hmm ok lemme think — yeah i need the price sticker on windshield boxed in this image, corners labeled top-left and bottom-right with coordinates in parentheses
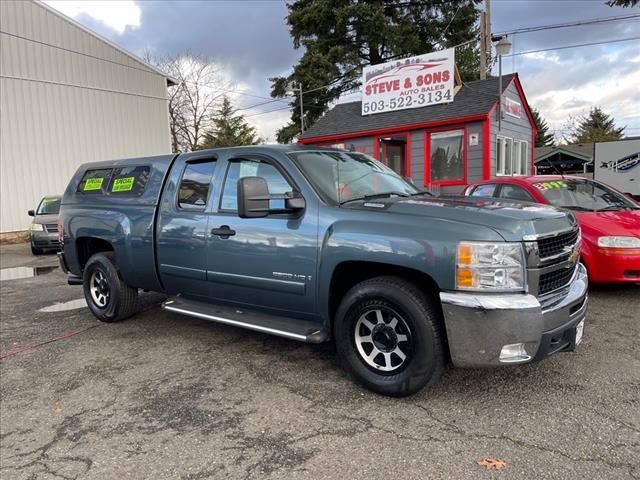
top-left (533, 181), bottom-right (567, 190)
top-left (112, 177), bottom-right (135, 192)
top-left (83, 178), bottom-right (104, 191)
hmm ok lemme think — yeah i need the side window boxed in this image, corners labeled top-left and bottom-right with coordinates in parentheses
top-left (469, 184), bottom-right (497, 197)
top-left (499, 184), bottom-right (534, 202)
top-left (110, 166), bottom-right (151, 195)
top-left (178, 161), bottom-right (216, 209)
top-left (220, 159), bottom-right (292, 212)
top-left (77, 168), bottom-right (113, 194)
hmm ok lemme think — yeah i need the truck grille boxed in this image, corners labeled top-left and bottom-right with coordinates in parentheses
top-left (537, 229), bottom-right (579, 259)
top-left (539, 265), bottom-right (576, 295)
top-left (44, 223), bottom-right (58, 233)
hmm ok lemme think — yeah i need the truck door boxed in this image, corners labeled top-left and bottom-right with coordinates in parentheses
top-left (156, 154), bottom-right (219, 301)
top-left (205, 154), bottom-right (318, 318)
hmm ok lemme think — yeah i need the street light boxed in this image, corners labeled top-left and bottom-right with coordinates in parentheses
top-left (285, 81), bottom-right (304, 134)
top-left (492, 35), bottom-right (512, 133)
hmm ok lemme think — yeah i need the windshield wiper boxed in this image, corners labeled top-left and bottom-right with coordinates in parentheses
top-left (594, 205), bottom-right (636, 212)
top-left (339, 191), bottom-right (410, 205)
top-left (409, 190), bottom-right (433, 196)
top-left (559, 205), bottom-right (593, 211)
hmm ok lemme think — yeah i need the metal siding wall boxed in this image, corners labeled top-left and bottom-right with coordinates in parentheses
top-left (490, 80), bottom-right (533, 176)
top-left (466, 122), bottom-right (484, 184)
top-left (409, 130), bottom-right (423, 186)
top-left (0, 1), bottom-right (170, 232)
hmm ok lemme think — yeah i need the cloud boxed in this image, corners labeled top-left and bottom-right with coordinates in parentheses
top-left (44, 0), bottom-right (640, 142)
top-left (44, 0), bottom-right (141, 34)
top-left (492, 0), bottom-right (640, 140)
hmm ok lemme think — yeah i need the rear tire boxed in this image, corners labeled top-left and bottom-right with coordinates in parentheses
top-left (83, 252), bottom-right (138, 322)
top-left (31, 245), bottom-right (42, 255)
top-left (335, 276), bottom-right (445, 397)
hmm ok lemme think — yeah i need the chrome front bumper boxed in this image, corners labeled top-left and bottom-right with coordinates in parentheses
top-left (440, 263), bottom-right (588, 368)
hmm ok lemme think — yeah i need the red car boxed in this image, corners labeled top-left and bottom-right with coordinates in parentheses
top-left (463, 176), bottom-right (640, 284)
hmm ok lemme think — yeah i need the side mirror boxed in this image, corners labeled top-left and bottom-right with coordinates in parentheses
top-left (28, 210), bottom-right (35, 217)
top-left (238, 176), bottom-right (270, 218)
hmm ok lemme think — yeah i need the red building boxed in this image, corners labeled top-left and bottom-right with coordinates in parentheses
top-left (299, 73), bottom-right (536, 194)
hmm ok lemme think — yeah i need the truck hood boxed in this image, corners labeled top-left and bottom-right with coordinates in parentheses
top-left (346, 195), bottom-right (576, 241)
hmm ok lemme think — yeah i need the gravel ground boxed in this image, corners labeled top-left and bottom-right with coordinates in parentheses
top-left (1, 243), bottom-right (638, 480)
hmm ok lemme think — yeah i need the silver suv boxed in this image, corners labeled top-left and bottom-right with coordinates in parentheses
top-left (28, 195), bottom-right (61, 255)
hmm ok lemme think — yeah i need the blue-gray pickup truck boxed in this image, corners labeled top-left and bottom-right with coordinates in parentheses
top-left (58, 145), bottom-right (588, 396)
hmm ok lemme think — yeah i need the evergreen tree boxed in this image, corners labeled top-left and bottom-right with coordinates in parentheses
top-left (566, 106), bottom-right (625, 144)
top-left (199, 97), bottom-right (263, 149)
top-left (531, 107), bottom-right (554, 147)
top-left (271, 0), bottom-right (481, 143)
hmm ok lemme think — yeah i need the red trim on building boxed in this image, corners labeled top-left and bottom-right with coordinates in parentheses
top-left (372, 135), bottom-right (379, 159)
top-left (298, 114), bottom-right (488, 144)
top-left (424, 124), bottom-right (469, 188)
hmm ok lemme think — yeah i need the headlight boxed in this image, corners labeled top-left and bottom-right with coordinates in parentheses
top-left (456, 241), bottom-right (525, 291)
top-left (597, 236), bottom-right (640, 248)
top-left (29, 223), bottom-right (44, 232)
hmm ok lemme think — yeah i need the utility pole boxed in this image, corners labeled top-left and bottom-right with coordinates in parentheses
top-left (479, 0), bottom-right (492, 80)
top-left (480, 13), bottom-right (486, 79)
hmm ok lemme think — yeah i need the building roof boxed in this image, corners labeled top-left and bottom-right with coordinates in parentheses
top-left (299, 73), bottom-right (517, 141)
top-left (36, 0), bottom-right (176, 86)
top-left (534, 143), bottom-right (593, 164)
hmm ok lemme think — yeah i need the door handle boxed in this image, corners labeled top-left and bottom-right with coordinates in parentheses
top-left (211, 225), bottom-right (236, 238)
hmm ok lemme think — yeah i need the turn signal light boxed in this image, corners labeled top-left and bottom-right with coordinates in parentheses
top-left (456, 268), bottom-right (473, 287)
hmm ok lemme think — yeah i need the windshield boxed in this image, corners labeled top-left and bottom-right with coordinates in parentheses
top-left (288, 150), bottom-right (420, 204)
top-left (533, 179), bottom-right (639, 212)
top-left (36, 197), bottom-right (61, 215)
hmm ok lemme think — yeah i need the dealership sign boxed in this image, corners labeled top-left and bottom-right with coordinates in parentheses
top-left (361, 49), bottom-right (455, 115)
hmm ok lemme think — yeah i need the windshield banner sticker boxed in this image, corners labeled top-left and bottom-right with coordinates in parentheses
top-left (533, 181), bottom-right (567, 190)
top-left (112, 177), bottom-right (135, 192)
top-left (83, 178), bottom-right (104, 191)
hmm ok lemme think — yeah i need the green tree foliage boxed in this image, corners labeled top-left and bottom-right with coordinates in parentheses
top-left (565, 106), bottom-right (625, 144)
top-left (271, 0), bottom-right (481, 143)
top-left (531, 107), bottom-right (554, 147)
top-left (199, 97), bottom-right (263, 149)
top-left (606, 0), bottom-right (639, 7)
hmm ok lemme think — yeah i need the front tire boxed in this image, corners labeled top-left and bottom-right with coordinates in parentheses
top-left (83, 252), bottom-right (138, 322)
top-left (335, 276), bottom-right (445, 397)
top-left (31, 244), bottom-right (42, 255)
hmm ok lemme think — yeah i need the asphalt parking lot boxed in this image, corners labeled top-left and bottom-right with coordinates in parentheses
top-left (1, 243), bottom-right (638, 480)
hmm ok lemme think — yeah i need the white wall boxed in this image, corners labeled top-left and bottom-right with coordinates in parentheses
top-left (0, 1), bottom-right (171, 232)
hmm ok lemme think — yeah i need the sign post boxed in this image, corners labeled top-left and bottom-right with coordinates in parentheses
top-left (361, 49), bottom-right (455, 116)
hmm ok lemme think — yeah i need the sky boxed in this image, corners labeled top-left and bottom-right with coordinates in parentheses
top-left (44, 0), bottom-right (640, 143)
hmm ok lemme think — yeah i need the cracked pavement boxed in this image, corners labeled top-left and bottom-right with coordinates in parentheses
top-left (1, 243), bottom-right (639, 479)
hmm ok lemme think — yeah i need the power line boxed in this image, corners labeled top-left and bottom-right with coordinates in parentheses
top-left (496, 13), bottom-right (640, 36)
top-left (244, 106), bottom-right (291, 118)
top-left (503, 36), bottom-right (640, 57)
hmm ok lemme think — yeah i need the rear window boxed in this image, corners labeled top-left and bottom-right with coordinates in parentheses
top-left (469, 184), bottom-right (497, 197)
top-left (77, 169), bottom-right (113, 194)
top-left (110, 166), bottom-right (151, 196)
top-left (77, 166), bottom-right (151, 196)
